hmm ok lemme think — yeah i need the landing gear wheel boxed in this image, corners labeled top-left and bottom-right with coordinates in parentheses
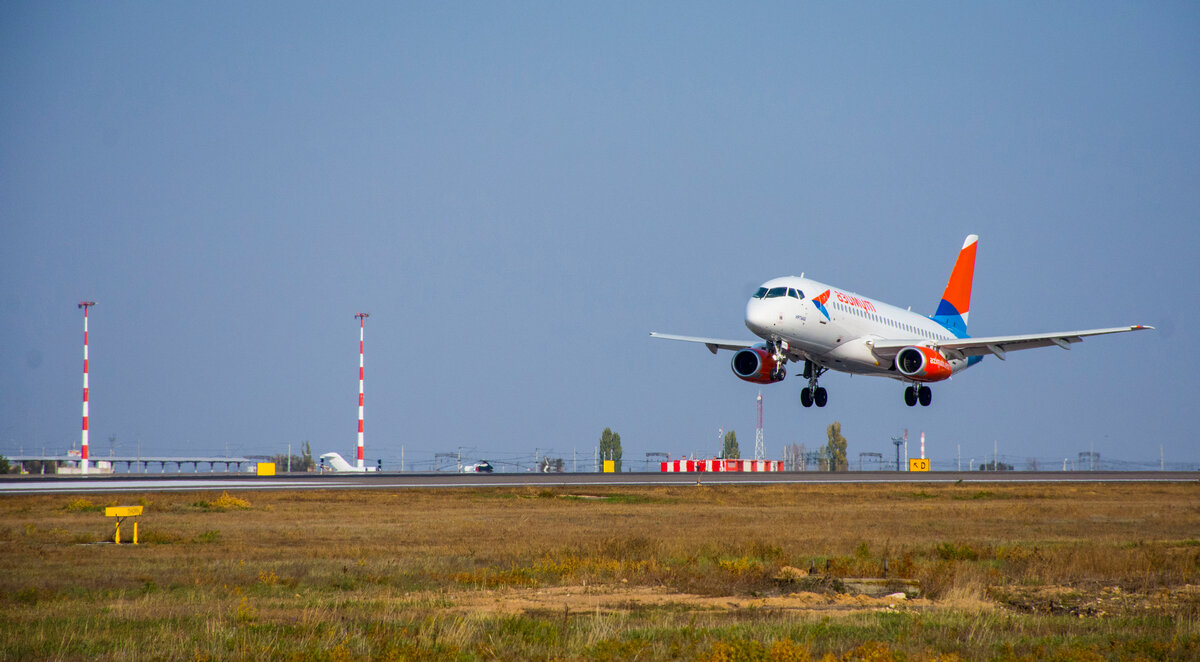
top-left (814, 387), bottom-right (828, 407)
top-left (918, 386), bottom-right (932, 407)
top-left (800, 388), bottom-right (813, 408)
top-left (904, 386), bottom-right (917, 407)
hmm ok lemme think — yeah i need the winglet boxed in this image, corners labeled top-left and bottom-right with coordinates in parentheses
top-left (931, 234), bottom-right (977, 338)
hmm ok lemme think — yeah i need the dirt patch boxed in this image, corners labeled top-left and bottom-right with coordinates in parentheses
top-left (991, 583), bottom-right (1200, 618)
top-left (437, 583), bottom-right (935, 616)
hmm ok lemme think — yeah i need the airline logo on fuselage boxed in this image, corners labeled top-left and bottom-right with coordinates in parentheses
top-left (812, 290), bottom-right (831, 320)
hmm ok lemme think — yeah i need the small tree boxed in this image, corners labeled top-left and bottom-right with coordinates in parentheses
top-left (722, 430), bottom-right (740, 459)
top-left (271, 441), bottom-right (317, 473)
top-left (826, 422), bottom-right (848, 472)
top-left (301, 441), bottom-right (315, 471)
top-left (599, 428), bottom-right (623, 472)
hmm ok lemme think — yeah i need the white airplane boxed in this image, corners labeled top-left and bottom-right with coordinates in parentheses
top-left (651, 235), bottom-right (1152, 407)
top-left (320, 452), bottom-right (377, 472)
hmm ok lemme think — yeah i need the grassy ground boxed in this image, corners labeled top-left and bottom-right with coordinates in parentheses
top-left (1, 482), bottom-right (1198, 660)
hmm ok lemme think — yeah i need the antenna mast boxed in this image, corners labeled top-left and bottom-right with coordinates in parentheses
top-left (355, 313), bottom-right (369, 470)
top-left (754, 391), bottom-right (764, 460)
top-left (78, 301), bottom-right (95, 474)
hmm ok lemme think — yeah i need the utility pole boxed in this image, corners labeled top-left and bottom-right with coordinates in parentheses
top-left (355, 313), bottom-right (369, 470)
top-left (891, 434), bottom-right (904, 472)
top-left (288, 443), bottom-right (292, 472)
top-left (957, 444), bottom-right (961, 472)
top-left (78, 301), bottom-right (95, 474)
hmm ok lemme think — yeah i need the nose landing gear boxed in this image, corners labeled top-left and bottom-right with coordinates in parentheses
top-left (800, 360), bottom-right (828, 408)
top-left (904, 384), bottom-right (932, 407)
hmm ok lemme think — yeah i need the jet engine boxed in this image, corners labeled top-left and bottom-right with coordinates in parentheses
top-left (894, 346), bottom-right (953, 382)
top-left (731, 347), bottom-right (785, 384)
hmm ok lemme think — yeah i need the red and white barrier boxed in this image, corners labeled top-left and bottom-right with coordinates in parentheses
top-left (660, 459), bottom-right (782, 472)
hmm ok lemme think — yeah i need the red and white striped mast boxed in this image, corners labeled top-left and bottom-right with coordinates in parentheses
top-left (78, 301), bottom-right (95, 474)
top-left (355, 313), bottom-right (369, 470)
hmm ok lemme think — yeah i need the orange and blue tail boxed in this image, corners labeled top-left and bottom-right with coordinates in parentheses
top-left (931, 234), bottom-right (977, 339)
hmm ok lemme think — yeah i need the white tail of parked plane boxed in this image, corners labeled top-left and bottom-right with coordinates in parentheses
top-left (320, 452), bottom-right (375, 472)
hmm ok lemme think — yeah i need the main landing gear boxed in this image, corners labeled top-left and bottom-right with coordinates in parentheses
top-left (904, 384), bottom-right (932, 407)
top-left (800, 360), bottom-right (828, 408)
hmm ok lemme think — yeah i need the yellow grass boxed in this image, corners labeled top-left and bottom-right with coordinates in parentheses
top-left (1, 482), bottom-right (1198, 660)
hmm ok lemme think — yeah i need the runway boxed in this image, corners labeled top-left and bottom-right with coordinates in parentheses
top-left (0, 471), bottom-right (1195, 494)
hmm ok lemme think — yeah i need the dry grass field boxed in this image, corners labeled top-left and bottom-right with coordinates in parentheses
top-left (2, 481), bottom-right (1199, 660)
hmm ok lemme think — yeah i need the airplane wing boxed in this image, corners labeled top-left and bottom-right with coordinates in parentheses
top-left (649, 332), bottom-right (758, 355)
top-left (867, 325), bottom-right (1154, 362)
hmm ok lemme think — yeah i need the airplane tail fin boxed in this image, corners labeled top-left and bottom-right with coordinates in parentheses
top-left (320, 452), bottom-right (355, 472)
top-left (931, 234), bottom-right (977, 338)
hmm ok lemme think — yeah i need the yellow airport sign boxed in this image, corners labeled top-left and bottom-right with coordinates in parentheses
top-left (104, 505), bottom-right (143, 544)
top-left (908, 458), bottom-right (930, 472)
top-left (257, 462), bottom-right (276, 476)
top-left (105, 506), bottom-right (144, 517)
top-left (602, 460), bottom-right (615, 473)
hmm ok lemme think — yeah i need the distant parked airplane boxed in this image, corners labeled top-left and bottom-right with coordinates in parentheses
top-left (651, 235), bottom-right (1152, 407)
top-left (320, 452), bottom-right (377, 472)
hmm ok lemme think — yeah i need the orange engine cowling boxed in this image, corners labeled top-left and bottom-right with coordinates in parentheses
top-left (731, 348), bottom-right (785, 384)
top-left (894, 346), bottom-right (953, 382)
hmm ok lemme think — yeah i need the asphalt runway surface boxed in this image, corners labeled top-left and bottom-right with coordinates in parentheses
top-left (0, 471), bottom-right (1195, 494)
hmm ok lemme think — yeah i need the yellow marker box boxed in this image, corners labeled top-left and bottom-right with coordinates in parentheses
top-left (602, 460), bottom-right (615, 473)
top-left (908, 458), bottom-right (931, 472)
top-left (256, 462), bottom-right (276, 476)
top-left (105, 506), bottom-right (143, 517)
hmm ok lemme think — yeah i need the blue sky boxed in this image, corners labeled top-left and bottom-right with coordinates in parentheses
top-left (2, 3), bottom-right (1197, 471)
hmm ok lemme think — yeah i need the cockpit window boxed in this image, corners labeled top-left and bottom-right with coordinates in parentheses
top-left (766, 287), bottom-right (788, 298)
top-left (787, 288), bottom-right (804, 299)
top-left (753, 287), bottom-right (768, 299)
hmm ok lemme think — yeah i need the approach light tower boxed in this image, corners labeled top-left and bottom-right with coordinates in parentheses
top-left (355, 312), bottom-right (369, 470)
top-left (754, 391), bottom-right (765, 460)
top-left (78, 301), bottom-right (96, 474)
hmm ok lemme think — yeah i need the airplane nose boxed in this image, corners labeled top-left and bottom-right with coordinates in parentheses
top-left (745, 299), bottom-right (772, 334)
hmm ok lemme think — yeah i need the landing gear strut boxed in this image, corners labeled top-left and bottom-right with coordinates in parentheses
top-left (904, 384), bottom-right (932, 407)
top-left (768, 340), bottom-right (788, 381)
top-left (800, 360), bottom-right (828, 408)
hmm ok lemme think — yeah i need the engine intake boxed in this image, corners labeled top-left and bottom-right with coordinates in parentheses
top-left (894, 346), bottom-right (953, 382)
top-left (731, 347), bottom-right (785, 384)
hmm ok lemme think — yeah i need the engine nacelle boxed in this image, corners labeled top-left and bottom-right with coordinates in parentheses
top-left (731, 347), bottom-right (785, 384)
top-left (894, 346), bottom-right (953, 382)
